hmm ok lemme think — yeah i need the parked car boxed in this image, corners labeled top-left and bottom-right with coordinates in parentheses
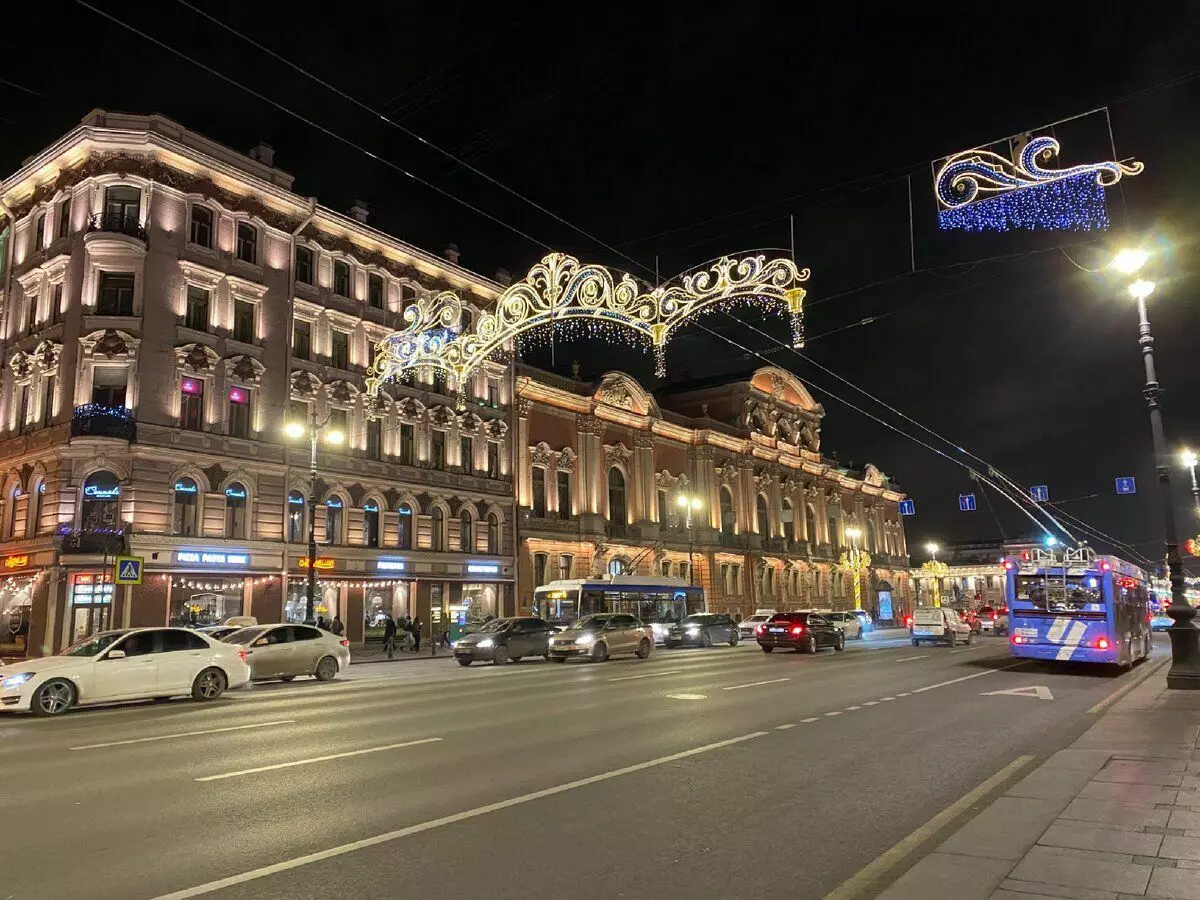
top-left (196, 625), bottom-right (242, 641)
top-left (453, 617), bottom-right (555, 665)
top-left (911, 607), bottom-right (973, 647)
top-left (953, 607), bottom-right (982, 634)
top-left (821, 610), bottom-right (863, 640)
top-left (665, 613), bottom-right (739, 648)
top-left (851, 609), bottom-right (873, 634)
top-left (547, 614), bottom-right (653, 663)
top-left (978, 606), bottom-right (1008, 635)
top-left (756, 611), bottom-right (845, 654)
top-left (1151, 612), bottom-right (1173, 632)
top-left (738, 613), bottom-right (775, 640)
top-left (224, 624), bottom-right (350, 682)
top-left (0, 627), bottom-right (250, 717)
top-left (644, 617), bottom-right (678, 646)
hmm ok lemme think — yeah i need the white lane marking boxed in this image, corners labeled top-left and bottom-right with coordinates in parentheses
top-left (194, 738), bottom-right (442, 782)
top-left (71, 720), bottom-right (296, 751)
top-left (665, 693), bottom-right (708, 701)
top-left (909, 663), bottom-right (1022, 694)
top-left (155, 732), bottom-right (768, 899)
top-left (776, 724), bottom-right (797, 730)
top-left (895, 656), bottom-right (927, 663)
top-left (823, 755), bottom-right (1035, 900)
top-left (722, 677), bottom-right (791, 692)
top-left (897, 692), bottom-right (910, 697)
top-left (824, 711), bottom-right (842, 717)
top-left (845, 706), bottom-right (861, 711)
top-left (802, 717), bottom-right (820, 723)
top-left (950, 645), bottom-right (986, 654)
top-left (607, 670), bottom-right (682, 682)
top-left (863, 701), bottom-right (879, 706)
top-left (879, 696), bottom-right (896, 702)
top-left (1056, 621), bottom-right (1088, 661)
top-left (982, 685), bottom-right (1054, 701)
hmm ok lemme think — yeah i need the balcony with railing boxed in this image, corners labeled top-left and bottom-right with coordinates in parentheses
top-left (87, 212), bottom-right (147, 243)
top-left (71, 404), bottom-right (136, 441)
top-left (57, 527), bottom-right (128, 556)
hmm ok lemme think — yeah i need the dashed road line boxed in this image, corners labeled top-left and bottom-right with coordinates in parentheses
top-left (879, 696), bottom-right (896, 702)
top-left (607, 670), bottom-right (682, 682)
top-left (775, 724), bottom-right (797, 730)
top-left (950, 645), bottom-right (986, 654)
top-left (195, 738), bottom-right (443, 782)
top-left (897, 692), bottom-right (910, 697)
top-left (824, 711), bottom-right (842, 717)
top-left (71, 720), bottom-right (296, 751)
top-left (895, 656), bottom-right (928, 663)
top-left (863, 701), bottom-right (879, 706)
top-left (845, 706), bottom-right (861, 711)
top-left (722, 677), bottom-right (790, 692)
top-left (802, 717), bottom-right (820, 723)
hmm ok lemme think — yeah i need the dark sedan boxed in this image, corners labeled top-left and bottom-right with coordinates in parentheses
top-left (454, 617), bottom-right (555, 666)
top-left (665, 613), bottom-right (740, 648)
top-left (756, 611), bottom-right (845, 654)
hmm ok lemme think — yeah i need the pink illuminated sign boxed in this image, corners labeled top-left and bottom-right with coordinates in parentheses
top-left (180, 378), bottom-right (201, 395)
top-left (228, 387), bottom-right (248, 404)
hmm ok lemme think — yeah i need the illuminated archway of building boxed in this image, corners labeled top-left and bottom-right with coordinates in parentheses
top-left (366, 251), bottom-right (809, 409)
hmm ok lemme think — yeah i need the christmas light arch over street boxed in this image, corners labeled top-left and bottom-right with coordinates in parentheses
top-left (366, 251), bottom-right (809, 409)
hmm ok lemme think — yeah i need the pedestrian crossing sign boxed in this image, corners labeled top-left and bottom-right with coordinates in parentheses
top-left (114, 556), bottom-right (143, 585)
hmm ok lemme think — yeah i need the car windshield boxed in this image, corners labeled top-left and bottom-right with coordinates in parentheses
top-left (680, 615), bottom-right (708, 625)
top-left (224, 626), bottom-right (269, 645)
top-left (769, 613), bottom-right (808, 623)
top-left (477, 619), bottom-right (511, 633)
top-left (567, 617), bottom-right (608, 631)
top-left (60, 631), bottom-right (126, 657)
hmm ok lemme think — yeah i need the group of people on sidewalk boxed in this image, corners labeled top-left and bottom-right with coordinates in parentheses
top-left (314, 615), bottom-right (345, 636)
top-left (381, 614), bottom-right (424, 654)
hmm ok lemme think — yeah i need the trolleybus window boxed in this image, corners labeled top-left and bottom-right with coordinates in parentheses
top-left (1014, 574), bottom-right (1103, 612)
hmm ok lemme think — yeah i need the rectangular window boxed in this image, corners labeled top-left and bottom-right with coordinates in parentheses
top-left (368, 273), bottom-right (384, 309)
top-left (104, 185), bottom-right (140, 223)
top-left (189, 205), bottom-right (213, 248)
top-left (51, 283), bottom-right (63, 324)
top-left (398, 423), bottom-right (414, 465)
top-left (228, 386), bottom-right (251, 439)
top-left (487, 442), bottom-right (500, 479)
top-left (366, 418), bottom-right (381, 460)
top-left (15, 384), bottom-right (29, 430)
top-left (32, 212), bottom-right (45, 251)
top-left (333, 260), bottom-right (350, 296)
top-left (91, 366), bottom-right (127, 407)
top-left (487, 381), bottom-right (499, 408)
top-left (233, 299), bottom-right (255, 343)
top-left (185, 286), bottom-right (210, 331)
top-left (42, 375), bottom-right (56, 428)
top-left (57, 198), bottom-right (72, 240)
top-left (288, 399), bottom-right (310, 427)
top-left (557, 470), bottom-right (571, 518)
top-left (295, 246), bottom-right (314, 284)
top-left (236, 223), bottom-right (257, 264)
top-left (531, 467), bottom-right (546, 517)
top-left (180, 377), bottom-right (204, 431)
top-left (430, 430), bottom-right (446, 470)
top-left (292, 319), bottom-right (311, 360)
top-left (331, 329), bottom-right (349, 369)
top-left (460, 435), bottom-right (473, 472)
top-left (558, 554), bottom-right (572, 580)
top-left (97, 272), bottom-right (135, 315)
top-left (329, 407), bottom-right (348, 442)
top-left (25, 294), bottom-right (38, 333)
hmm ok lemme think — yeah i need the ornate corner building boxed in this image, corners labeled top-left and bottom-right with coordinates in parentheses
top-left (515, 365), bottom-right (913, 620)
top-left (0, 111), bottom-right (516, 656)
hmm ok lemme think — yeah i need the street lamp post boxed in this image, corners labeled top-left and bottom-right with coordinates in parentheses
top-left (285, 411), bottom-right (344, 625)
top-left (844, 525), bottom-right (869, 611)
top-left (922, 542), bottom-right (944, 607)
top-left (1182, 449), bottom-right (1200, 521)
top-left (1117, 253), bottom-right (1200, 689)
top-left (676, 494), bottom-right (703, 586)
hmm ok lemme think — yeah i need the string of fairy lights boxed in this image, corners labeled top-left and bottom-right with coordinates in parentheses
top-left (163, 575), bottom-right (411, 592)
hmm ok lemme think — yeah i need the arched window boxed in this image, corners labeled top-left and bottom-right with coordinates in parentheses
top-left (607, 468), bottom-right (626, 525)
top-left (719, 486), bottom-right (736, 534)
top-left (28, 481), bottom-right (45, 537)
top-left (459, 508), bottom-right (474, 552)
top-left (756, 494), bottom-right (770, 536)
top-left (607, 557), bottom-right (627, 576)
top-left (325, 497), bottom-right (344, 545)
top-left (81, 470), bottom-right (121, 530)
top-left (430, 507), bottom-right (445, 552)
top-left (660, 559), bottom-right (671, 576)
top-left (224, 482), bottom-right (248, 539)
top-left (782, 499), bottom-right (794, 541)
top-left (363, 502), bottom-right (380, 548)
top-left (286, 491), bottom-right (305, 543)
top-left (3, 484), bottom-right (18, 539)
top-left (487, 512), bottom-right (499, 554)
top-left (805, 503), bottom-right (817, 543)
top-left (397, 503), bottom-right (413, 549)
top-left (173, 477), bottom-right (199, 536)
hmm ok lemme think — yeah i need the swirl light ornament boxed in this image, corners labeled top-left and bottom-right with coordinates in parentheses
top-left (366, 251), bottom-right (809, 409)
top-left (934, 136), bottom-right (1143, 232)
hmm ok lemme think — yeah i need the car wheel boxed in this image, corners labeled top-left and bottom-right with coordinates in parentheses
top-left (636, 638), bottom-right (652, 659)
top-left (806, 635), bottom-right (817, 654)
top-left (912, 638), bottom-right (920, 647)
top-left (944, 630), bottom-right (955, 647)
top-left (457, 659), bottom-right (472, 667)
top-left (761, 645), bottom-right (774, 653)
top-left (280, 675), bottom-right (297, 682)
top-left (314, 656), bottom-right (339, 681)
top-left (32, 678), bottom-right (75, 717)
top-left (191, 668), bottom-right (226, 701)
top-left (835, 633), bottom-right (846, 652)
top-left (729, 631), bottom-right (739, 647)
top-left (966, 631), bottom-right (974, 646)
top-left (493, 646), bottom-right (510, 666)
top-left (591, 642), bottom-right (609, 663)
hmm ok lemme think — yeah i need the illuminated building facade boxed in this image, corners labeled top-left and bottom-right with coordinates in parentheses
top-left (516, 365), bottom-right (912, 621)
top-left (0, 111), bottom-right (515, 656)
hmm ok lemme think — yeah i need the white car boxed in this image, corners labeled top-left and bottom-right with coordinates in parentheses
top-left (738, 613), bottom-right (775, 639)
top-left (820, 611), bottom-right (864, 640)
top-left (223, 623), bottom-right (351, 681)
top-left (0, 627), bottom-right (251, 717)
top-left (911, 607), bottom-right (973, 647)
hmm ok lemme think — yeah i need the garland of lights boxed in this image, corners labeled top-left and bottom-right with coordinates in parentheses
top-left (934, 135), bottom-right (1143, 232)
top-left (366, 251), bottom-right (809, 408)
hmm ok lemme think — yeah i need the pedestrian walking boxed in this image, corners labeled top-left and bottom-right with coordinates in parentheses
top-left (402, 616), bottom-right (414, 651)
top-left (382, 614), bottom-right (397, 659)
top-left (316, 615), bottom-right (328, 630)
top-left (412, 617), bottom-right (423, 652)
top-left (331, 616), bottom-right (345, 637)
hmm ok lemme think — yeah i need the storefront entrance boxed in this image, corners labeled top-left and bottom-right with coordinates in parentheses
top-left (69, 573), bottom-right (113, 642)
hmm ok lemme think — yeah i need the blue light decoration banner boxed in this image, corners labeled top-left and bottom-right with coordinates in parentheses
top-left (933, 132), bottom-right (1143, 232)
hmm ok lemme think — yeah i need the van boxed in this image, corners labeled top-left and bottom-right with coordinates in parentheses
top-left (911, 607), bottom-right (973, 647)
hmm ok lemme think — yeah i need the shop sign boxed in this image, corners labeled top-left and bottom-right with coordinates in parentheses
top-left (298, 557), bottom-right (335, 570)
top-left (225, 486), bottom-right (247, 499)
top-left (177, 550), bottom-right (250, 566)
top-left (377, 559), bottom-right (407, 572)
top-left (84, 484), bottom-right (121, 499)
top-left (466, 562), bottom-right (500, 575)
top-left (174, 481), bottom-right (198, 493)
top-left (2, 554), bottom-right (29, 569)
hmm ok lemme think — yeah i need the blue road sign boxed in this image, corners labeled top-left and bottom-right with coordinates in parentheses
top-left (899, 499), bottom-right (915, 516)
top-left (959, 494), bottom-right (977, 512)
top-left (1030, 485), bottom-right (1049, 503)
top-left (1115, 477), bottom-right (1137, 495)
top-left (114, 556), bottom-right (143, 585)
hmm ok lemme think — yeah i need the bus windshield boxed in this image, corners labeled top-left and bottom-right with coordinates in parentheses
top-left (1015, 573), bottom-right (1103, 612)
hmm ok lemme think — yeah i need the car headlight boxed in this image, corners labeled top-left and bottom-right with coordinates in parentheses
top-left (2, 672), bottom-right (34, 688)
top-left (475, 638), bottom-right (494, 649)
top-left (575, 633), bottom-right (597, 646)
top-left (686, 626), bottom-right (700, 633)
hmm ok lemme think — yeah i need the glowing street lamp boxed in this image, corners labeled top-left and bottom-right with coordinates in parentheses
top-left (1112, 247), bottom-right (1149, 275)
top-left (924, 541), bottom-right (939, 561)
top-left (842, 526), bottom-right (868, 612)
top-left (1183, 449), bottom-right (1200, 520)
top-left (676, 493), bottom-right (703, 586)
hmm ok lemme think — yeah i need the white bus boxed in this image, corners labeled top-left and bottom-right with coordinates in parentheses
top-left (533, 575), bottom-right (706, 627)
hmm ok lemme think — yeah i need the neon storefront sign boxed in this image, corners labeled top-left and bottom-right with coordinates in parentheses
top-left (377, 559), bottom-right (407, 571)
top-left (466, 563), bottom-right (500, 575)
top-left (83, 484), bottom-right (121, 499)
top-left (177, 551), bottom-right (249, 566)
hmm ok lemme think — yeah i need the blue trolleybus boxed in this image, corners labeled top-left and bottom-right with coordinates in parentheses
top-left (532, 575), bottom-right (705, 627)
top-left (1006, 547), bottom-right (1151, 667)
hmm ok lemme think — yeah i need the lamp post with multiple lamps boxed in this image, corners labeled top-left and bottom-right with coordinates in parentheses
top-left (1112, 247), bottom-right (1200, 689)
top-left (842, 525), bottom-right (871, 611)
top-left (920, 541), bottom-right (947, 607)
top-left (676, 494), bottom-right (703, 586)
top-left (284, 411), bottom-right (345, 624)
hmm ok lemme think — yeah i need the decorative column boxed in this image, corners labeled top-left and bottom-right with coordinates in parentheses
top-left (802, 483), bottom-right (819, 544)
top-left (633, 431), bottom-right (656, 525)
top-left (516, 399), bottom-right (532, 506)
top-left (692, 446), bottom-right (717, 529)
top-left (575, 414), bottom-right (605, 515)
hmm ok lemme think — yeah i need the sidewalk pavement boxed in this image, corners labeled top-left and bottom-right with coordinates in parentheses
top-left (349, 643), bottom-right (447, 664)
top-left (876, 657), bottom-right (1200, 900)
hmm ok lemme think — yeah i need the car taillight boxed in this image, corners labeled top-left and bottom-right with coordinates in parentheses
top-left (1012, 635), bottom-right (1023, 644)
top-left (755, 625), bottom-right (765, 635)
top-left (237, 647), bottom-right (248, 663)
top-left (791, 625), bottom-right (804, 636)
top-left (340, 639), bottom-right (350, 647)
top-left (1097, 637), bottom-right (1109, 650)
top-left (991, 612), bottom-right (997, 620)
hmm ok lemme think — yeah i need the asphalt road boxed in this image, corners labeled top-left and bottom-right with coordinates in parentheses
top-left (0, 631), bottom-right (1166, 900)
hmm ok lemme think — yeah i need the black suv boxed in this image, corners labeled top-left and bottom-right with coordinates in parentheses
top-left (756, 612), bottom-right (845, 654)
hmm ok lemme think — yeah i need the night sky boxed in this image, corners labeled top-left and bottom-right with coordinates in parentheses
top-left (3, 2), bottom-right (1199, 569)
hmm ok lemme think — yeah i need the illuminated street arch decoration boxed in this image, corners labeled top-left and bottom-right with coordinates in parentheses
top-left (366, 251), bottom-right (808, 409)
top-left (934, 135), bottom-right (1143, 232)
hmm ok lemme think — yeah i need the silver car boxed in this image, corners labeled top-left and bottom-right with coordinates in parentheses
top-left (821, 611), bottom-right (863, 640)
top-left (225, 624), bottom-right (350, 682)
top-left (547, 614), bottom-right (653, 663)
